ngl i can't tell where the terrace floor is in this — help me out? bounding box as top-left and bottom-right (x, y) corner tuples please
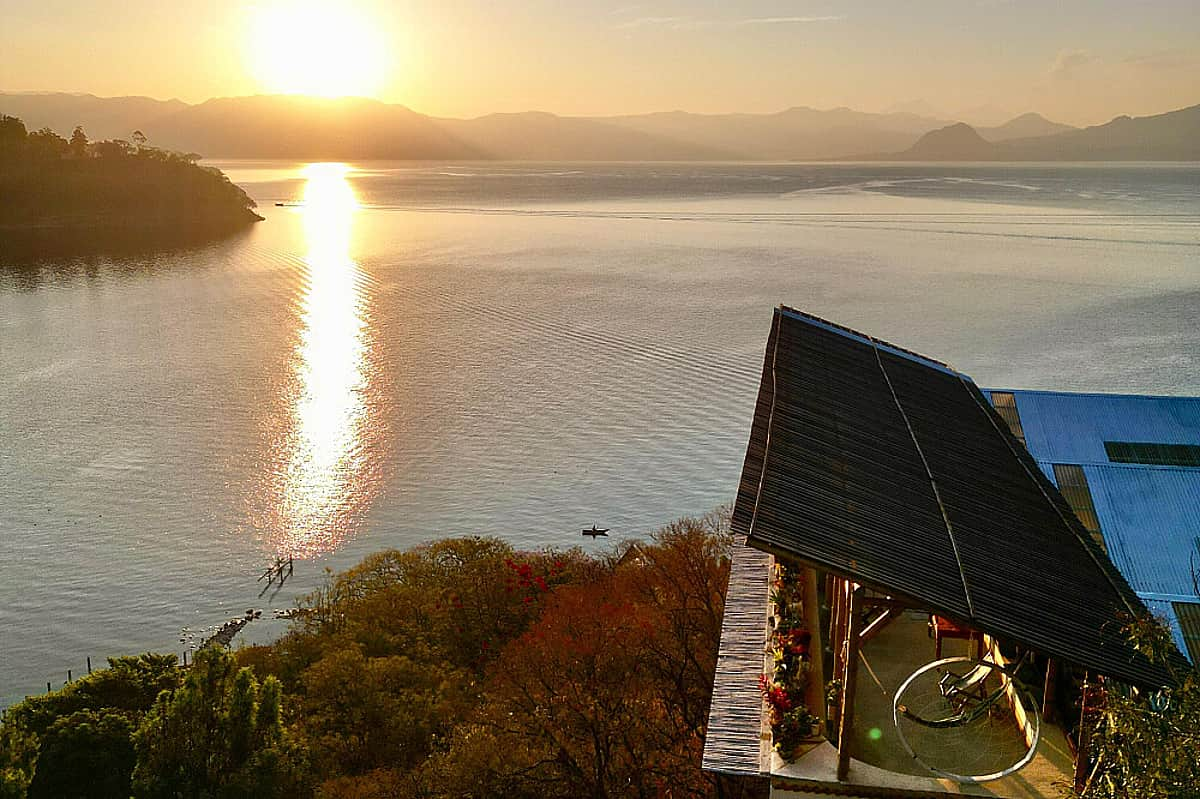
(773, 611), (1076, 798)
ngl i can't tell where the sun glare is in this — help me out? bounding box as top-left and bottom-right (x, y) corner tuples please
(247, 1), (387, 98)
(271, 162), (371, 557)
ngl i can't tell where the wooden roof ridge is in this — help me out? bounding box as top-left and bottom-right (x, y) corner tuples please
(777, 305), (958, 374)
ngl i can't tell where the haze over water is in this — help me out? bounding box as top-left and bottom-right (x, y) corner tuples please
(1, 161), (1197, 703)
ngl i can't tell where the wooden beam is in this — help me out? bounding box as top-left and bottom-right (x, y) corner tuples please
(837, 585), (864, 781)
(860, 596), (916, 610)
(741, 541), (928, 612)
(859, 606), (898, 644)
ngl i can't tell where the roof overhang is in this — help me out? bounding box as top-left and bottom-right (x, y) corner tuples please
(731, 306), (1185, 687)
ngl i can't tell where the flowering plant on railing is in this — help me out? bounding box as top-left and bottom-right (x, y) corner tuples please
(762, 562), (822, 756)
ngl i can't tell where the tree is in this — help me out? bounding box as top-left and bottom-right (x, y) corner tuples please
(1079, 615), (1200, 798)
(426, 517), (731, 799)
(0, 115), (26, 155)
(27, 710), (135, 799)
(0, 653), (181, 798)
(69, 125), (88, 157)
(131, 648), (308, 799)
(0, 726), (35, 799)
(24, 127), (69, 160)
(298, 646), (471, 779)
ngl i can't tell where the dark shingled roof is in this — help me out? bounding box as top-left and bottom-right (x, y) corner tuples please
(733, 306), (1182, 688)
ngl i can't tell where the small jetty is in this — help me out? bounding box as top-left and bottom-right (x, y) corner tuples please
(198, 608), (262, 651)
(259, 555), (294, 586)
(188, 556), (297, 651)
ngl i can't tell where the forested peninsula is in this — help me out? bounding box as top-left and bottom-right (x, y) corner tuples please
(0, 115), (260, 235)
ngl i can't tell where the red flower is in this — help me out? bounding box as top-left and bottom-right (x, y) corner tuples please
(768, 686), (794, 713)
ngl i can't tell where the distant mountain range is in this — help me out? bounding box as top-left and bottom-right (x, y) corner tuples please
(1, 91), (1196, 161)
(872, 104), (1200, 161)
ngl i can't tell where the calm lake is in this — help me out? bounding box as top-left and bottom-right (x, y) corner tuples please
(2, 162), (1198, 704)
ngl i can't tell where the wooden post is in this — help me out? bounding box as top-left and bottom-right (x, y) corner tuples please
(86, 656), (92, 674)
(827, 578), (846, 739)
(837, 585), (863, 781)
(1073, 673), (1094, 794)
(801, 567), (826, 724)
(67, 669), (72, 682)
(833, 579), (849, 677)
(47, 682), (51, 694)
(826, 572), (838, 648)
(1042, 658), (1058, 724)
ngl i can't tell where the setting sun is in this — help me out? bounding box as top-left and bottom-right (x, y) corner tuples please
(246, 1), (387, 98)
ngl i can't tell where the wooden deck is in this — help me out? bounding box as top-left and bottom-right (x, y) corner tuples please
(702, 535), (774, 776)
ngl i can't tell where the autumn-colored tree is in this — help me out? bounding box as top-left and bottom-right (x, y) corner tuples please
(298, 646), (471, 777)
(286, 537), (592, 676)
(624, 513), (731, 736)
(3, 516), (738, 799)
(426, 515), (732, 799)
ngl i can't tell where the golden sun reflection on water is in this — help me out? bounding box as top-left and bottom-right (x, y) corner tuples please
(273, 163), (371, 557)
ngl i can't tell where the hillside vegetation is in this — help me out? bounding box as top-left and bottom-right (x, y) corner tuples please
(0, 514), (763, 799)
(0, 115), (260, 232)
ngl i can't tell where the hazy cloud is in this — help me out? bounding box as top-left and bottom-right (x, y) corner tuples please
(616, 14), (844, 30)
(1048, 49), (1095, 78)
(1048, 47), (1197, 82)
(614, 16), (689, 30)
(735, 16), (846, 25)
(1122, 49), (1197, 71)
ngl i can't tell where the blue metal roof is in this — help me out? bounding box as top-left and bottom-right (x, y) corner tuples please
(986, 389), (1200, 662)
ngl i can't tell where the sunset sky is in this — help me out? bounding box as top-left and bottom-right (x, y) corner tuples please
(3, 0), (1199, 125)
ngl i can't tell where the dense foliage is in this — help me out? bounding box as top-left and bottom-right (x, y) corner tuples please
(1079, 615), (1200, 799)
(0, 654), (181, 798)
(0, 115), (259, 230)
(0, 513), (752, 799)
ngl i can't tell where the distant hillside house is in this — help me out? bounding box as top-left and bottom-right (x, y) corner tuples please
(702, 307), (1191, 798)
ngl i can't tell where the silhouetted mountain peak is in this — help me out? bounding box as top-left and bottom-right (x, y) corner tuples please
(901, 122), (998, 159)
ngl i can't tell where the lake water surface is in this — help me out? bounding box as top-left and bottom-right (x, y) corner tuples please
(2, 162), (1197, 703)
